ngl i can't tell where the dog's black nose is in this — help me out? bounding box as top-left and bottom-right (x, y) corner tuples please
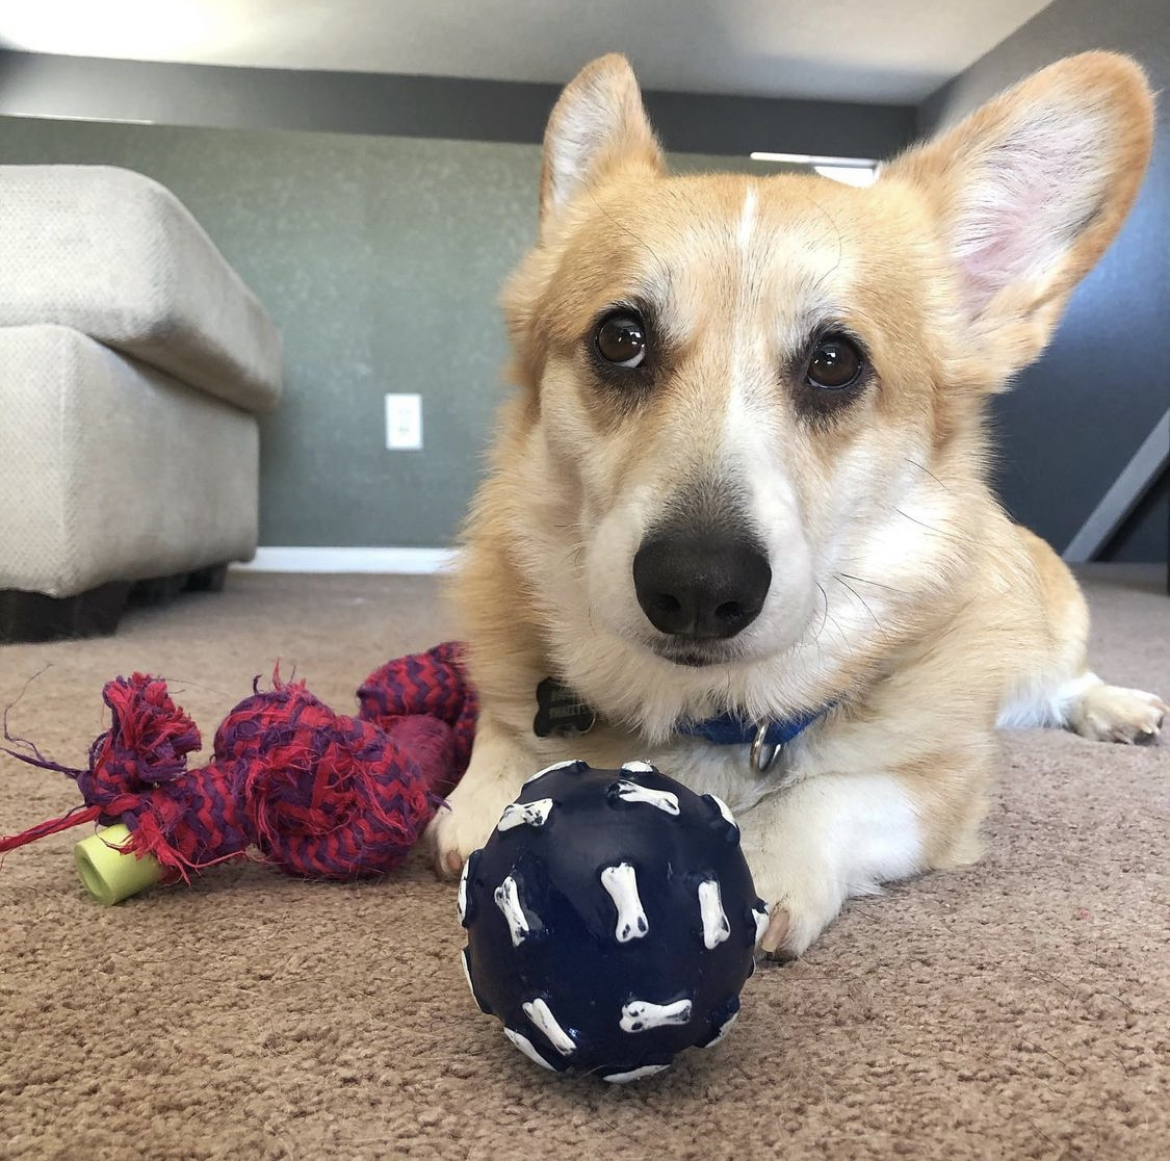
(633, 533), (772, 640)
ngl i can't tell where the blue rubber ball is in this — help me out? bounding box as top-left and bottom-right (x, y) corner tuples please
(458, 760), (766, 1083)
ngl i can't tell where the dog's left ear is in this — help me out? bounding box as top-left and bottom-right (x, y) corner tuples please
(883, 52), (1154, 377)
(540, 54), (665, 232)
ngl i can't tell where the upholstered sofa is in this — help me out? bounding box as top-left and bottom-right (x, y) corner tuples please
(0, 166), (282, 641)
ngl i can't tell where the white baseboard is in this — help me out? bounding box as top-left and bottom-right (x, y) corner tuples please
(233, 547), (458, 574)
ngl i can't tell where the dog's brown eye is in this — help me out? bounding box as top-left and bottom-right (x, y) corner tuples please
(595, 313), (647, 368)
(806, 335), (863, 390)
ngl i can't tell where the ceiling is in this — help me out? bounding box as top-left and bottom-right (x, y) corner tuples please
(0, 0), (1056, 104)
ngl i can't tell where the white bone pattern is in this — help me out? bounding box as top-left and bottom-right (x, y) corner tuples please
(752, 904), (770, 947)
(603, 1064), (670, 1084)
(621, 998), (693, 1033)
(612, 779), (680, 816)
(504, 1027), (555, 1071)
(620, 760), (655, 773)
(494, 875), (536, 946)
(698, 879), (731, 950)
(497, 798), (555, 832)
(600, 863), (649, 943)
(457, 859), (470, 923)
(524, 759), (581, 784)
(706, 793), (738, 829)
(522, 998), (577, 1057)
(704, 1009), (739, 1048)
(460, 949), (477, 1003)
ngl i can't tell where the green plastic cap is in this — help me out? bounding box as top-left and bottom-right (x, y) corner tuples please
(74, 824), (165, 906)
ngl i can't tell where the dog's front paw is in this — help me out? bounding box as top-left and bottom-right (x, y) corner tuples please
(424, 774), (520, 880)
(749, 865), (847, 960)
(424, 720), (540, 880)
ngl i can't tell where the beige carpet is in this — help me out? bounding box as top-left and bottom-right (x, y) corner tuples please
(1, 567), (1167, 1161)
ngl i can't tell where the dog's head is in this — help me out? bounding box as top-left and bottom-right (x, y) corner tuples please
(498, 53), (1152, 735)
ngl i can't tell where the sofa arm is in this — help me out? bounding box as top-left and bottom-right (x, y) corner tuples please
(0, 165), (282, 414)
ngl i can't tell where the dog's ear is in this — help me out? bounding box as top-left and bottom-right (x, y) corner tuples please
(540, 54), (664, 230)
(883, 52), (1154, 377)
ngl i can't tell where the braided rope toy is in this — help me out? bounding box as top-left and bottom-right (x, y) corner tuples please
(0, 643), (476, 903)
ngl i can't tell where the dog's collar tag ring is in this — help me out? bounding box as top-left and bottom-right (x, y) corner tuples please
(750, 723), (782, 774)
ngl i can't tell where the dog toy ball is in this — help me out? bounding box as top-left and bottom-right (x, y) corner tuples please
(0, 644), (477, 902)
(458, 760), (766, 1083)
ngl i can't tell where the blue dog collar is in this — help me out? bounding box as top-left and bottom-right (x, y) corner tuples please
(534, 675), (830, 773)
(676, 706), (829, 772)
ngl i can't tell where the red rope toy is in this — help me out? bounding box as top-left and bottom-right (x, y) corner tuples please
(0, 643), (476, 895)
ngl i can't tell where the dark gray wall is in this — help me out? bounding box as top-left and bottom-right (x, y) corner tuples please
(0, 50), (914, 159)
(0, 116), (533, 548)
(918, 0), (1169, 564)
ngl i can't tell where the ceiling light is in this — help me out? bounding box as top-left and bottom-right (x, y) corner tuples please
(4, 112), (157, 126)
(750, 152), (878, 188)
(750, 152), (877, 168)
(813, 164), (878, 187)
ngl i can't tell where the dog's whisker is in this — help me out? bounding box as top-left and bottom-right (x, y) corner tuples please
(904, 456), (953, 494)
(893, 506), (975, 544)
(794, 188), (846, 279)
(813, 581), (832, 647)
(817, 606), (851, 653)
(586, 187), (671, 290)
(832, 575), (888, 635)
(835, 571), (907, 596)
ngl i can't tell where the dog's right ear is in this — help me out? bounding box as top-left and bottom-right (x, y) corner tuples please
(540, 54), (664, 231)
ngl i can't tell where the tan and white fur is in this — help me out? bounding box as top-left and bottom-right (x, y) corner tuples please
(426, 52), (1166, 958)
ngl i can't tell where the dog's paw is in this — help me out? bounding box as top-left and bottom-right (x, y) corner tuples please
(1068, 683), (1167, 745)
(424, 777), (518, 880)
(749, 867), (846, 960)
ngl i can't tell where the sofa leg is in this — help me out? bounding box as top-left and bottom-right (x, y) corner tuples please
(130, 562), (228, 605)
(0, 582), (132, 644)
(185, 563), (228, 593)
(129, 572), (188, 606)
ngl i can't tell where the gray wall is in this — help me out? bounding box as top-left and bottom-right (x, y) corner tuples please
(0, 117), (807, 547)
(0, 116), (536, 547)
(918, 0), (1169, 564)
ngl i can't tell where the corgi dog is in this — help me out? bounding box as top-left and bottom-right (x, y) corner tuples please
(426, 52), (1165, 958)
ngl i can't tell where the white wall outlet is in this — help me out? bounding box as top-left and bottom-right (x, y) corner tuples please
(385, 393), (423, 450)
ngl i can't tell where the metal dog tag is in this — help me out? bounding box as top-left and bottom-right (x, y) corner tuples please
(533, 677), (597, 738)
